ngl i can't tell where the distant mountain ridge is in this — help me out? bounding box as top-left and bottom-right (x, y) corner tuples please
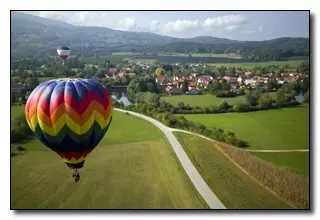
(11, 12), (309, 60)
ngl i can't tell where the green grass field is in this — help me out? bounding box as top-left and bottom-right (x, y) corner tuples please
(162, 92), (276, 107)
(206, 60), (305, 69)
(11, 110), (208, 209)
(251, 152), (309, 177)
(111, 52), (135, 56)
(164, 53), (242, 59)
(11, 105), (25, 122)
(129, 59), (157, 64)
(173, 132), (292, 209)
(80, 55), (128, 65)
(180, 104), (309, 150)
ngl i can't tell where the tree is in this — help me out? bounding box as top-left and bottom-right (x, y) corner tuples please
(217, 66), (226, 77)
(280, 82), (296, 94)
(155, 68), (165, 76)
(222, 80), (231, 91)
(182, 79), (189, 93)
(267, 78), (278, 91)
(218, 100), (229, 112)
(303, 90), (309, 103)
(301, 77), (309, 93)
(231, 66), (236, 74)
(258, 95), (273, 110)
(246, 90), (260, 106)
(146, 82), (156, 93)
(25, 77), (39, 92)
(178, 102), (185, 109)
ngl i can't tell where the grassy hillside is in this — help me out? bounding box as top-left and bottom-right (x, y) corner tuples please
(180, 104), (309, 150)
(162, 92), (276, 107)
(11, 110), (209, 209)
(174, 132), (293, 209)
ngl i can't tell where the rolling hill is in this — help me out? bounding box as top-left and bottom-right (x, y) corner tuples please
(11, 11), (309, 60)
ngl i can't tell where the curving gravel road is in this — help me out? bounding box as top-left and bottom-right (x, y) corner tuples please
(114, 108), (226, 209)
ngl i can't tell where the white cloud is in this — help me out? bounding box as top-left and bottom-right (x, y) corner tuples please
(162, 19), (200, 33)
(158, 14), (247, 34)
(243, 25), (264, 34)
(225, 25), (239, 31)
(202, 14), (247, 28)
(75, 11), (89, 21)
(21, 12), (251, 36)
(149, 20), (159, 31)
(118, 17), (137, 30)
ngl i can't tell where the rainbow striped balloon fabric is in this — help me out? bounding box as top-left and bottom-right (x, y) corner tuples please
(25, 78), (113, 169)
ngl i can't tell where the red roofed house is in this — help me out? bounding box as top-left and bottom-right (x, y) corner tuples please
(166, 86), (183, 96)
(118, 73), (125, 78)
(188, 81), (197, 87)
(156, 76), (166, 84)
(223, 76), (231, 81)
(245, 72), (254, 77)
(197, 77), (210, 89)
(109, 68), (118, 74)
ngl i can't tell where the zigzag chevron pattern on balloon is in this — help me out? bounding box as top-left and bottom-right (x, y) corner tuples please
(25, 78), (114, 167)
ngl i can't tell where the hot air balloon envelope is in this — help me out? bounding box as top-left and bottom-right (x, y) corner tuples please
(57, 46), (71, 60)
(25, 78), (113, 169)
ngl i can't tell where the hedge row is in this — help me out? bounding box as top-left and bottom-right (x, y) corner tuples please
(114, 101), (249, 148)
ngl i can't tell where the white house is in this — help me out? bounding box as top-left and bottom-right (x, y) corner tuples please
(244, 79), (257, 86)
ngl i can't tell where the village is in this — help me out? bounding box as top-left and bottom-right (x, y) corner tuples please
(88, 61), (308, 96)
(11, 59), (308, 99)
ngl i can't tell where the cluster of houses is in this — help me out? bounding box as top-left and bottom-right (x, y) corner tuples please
(155, 73), (213, 95)
(155, 71), (307, 96)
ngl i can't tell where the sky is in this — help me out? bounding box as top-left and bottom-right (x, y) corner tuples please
(22, 11), (309, 41)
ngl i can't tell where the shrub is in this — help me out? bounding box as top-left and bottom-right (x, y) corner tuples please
(303, 90), (309, 103)
(216, 90), (237, 98)
(17, 146), (26, 151)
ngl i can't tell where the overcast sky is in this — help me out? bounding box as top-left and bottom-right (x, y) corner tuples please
(22, 11), (309, 41)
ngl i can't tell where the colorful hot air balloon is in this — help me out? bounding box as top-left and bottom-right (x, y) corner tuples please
(57, 46), (71, 64)
(25, 78), (113, 181)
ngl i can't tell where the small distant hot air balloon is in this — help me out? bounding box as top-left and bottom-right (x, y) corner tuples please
(57, 46), (71, 65)
(25, 78), (113, 182)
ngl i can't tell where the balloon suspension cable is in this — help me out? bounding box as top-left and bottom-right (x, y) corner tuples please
(73, 169), (79, 175)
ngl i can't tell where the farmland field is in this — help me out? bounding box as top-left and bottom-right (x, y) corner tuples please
(209, 60), (306, 69)
(11, 110), (208, 209)
(11, 104), (25, 122)
(111, 52), (135, 56)
(80, 55), (128, 65)
(129, 55), (305, 68)
(173, 132), (292, 209)
(251, 152), (309, 177)
(162, 92), (277, 107)
(163, 53), (242, 59)
(128, 59), (157, 64)
(180, 104), (309, 150)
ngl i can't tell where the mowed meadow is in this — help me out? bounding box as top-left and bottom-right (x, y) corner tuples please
(11, 106), (208, 209)
(179, 104), (310, 177)
(162, 93), (277, 107)
(174, 132), (294, 209)
(180, 104), (309, 150)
